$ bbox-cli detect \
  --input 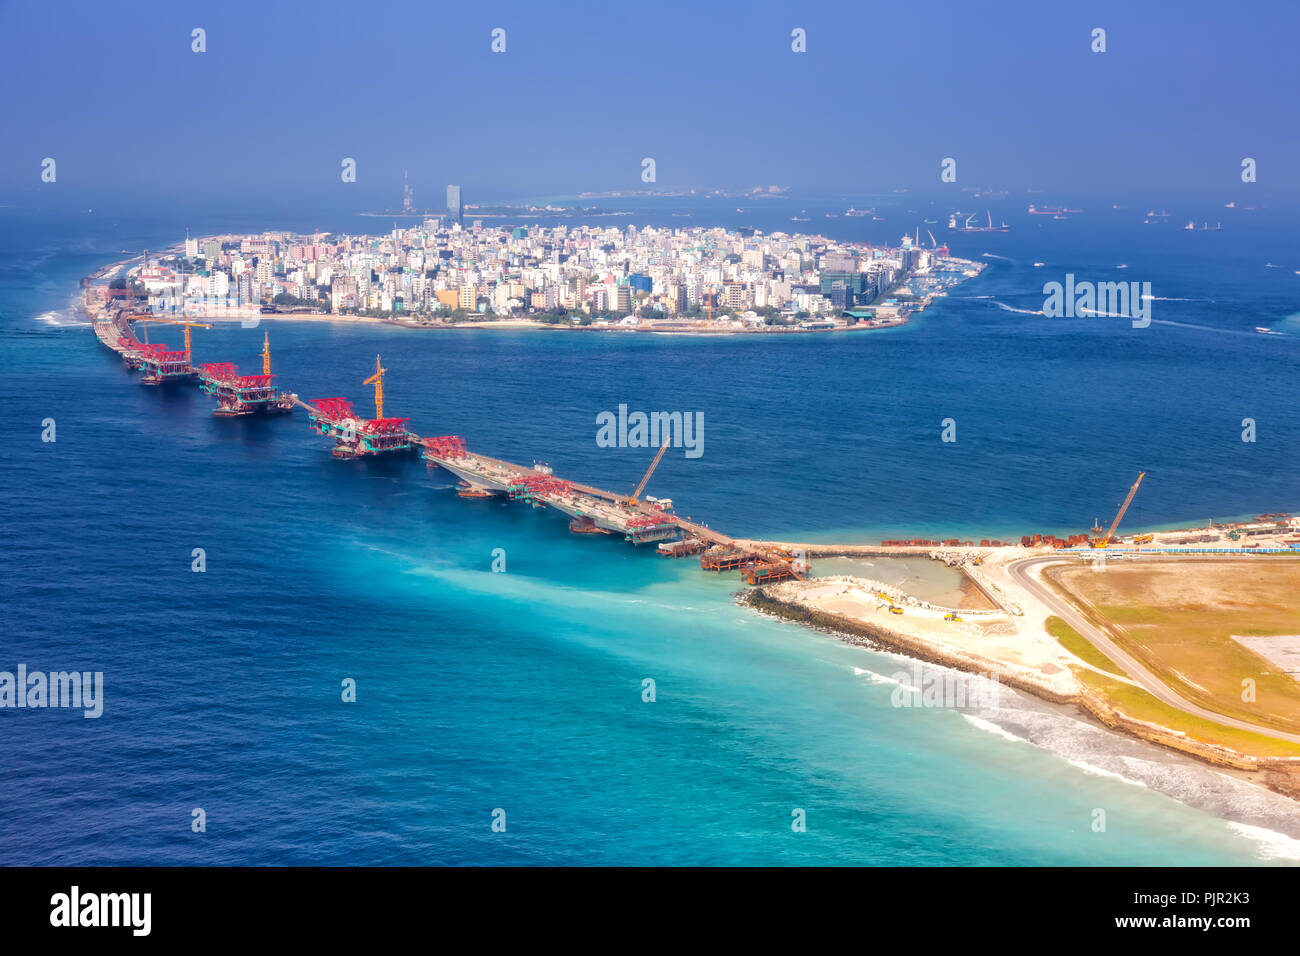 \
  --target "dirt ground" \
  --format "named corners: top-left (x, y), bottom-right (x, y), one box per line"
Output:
top-left (1053, 559), bottom-right (1300, 734)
